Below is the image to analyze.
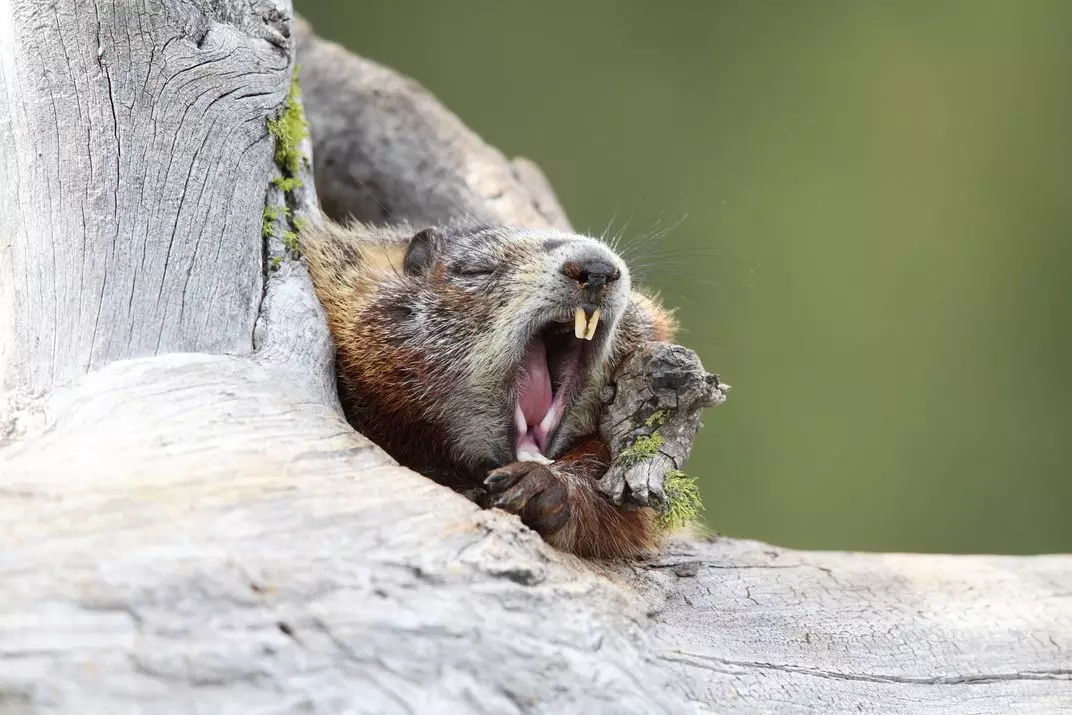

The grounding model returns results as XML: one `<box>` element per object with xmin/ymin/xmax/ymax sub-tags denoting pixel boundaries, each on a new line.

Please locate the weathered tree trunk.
<box><xmin>0</xmin><ymin>3</ymin><xmax>1069</xmax><ymax>713</ymax></box>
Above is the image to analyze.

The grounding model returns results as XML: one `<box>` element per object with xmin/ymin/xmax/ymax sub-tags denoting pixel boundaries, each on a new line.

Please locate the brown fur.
<box><xmin>302</xmin><ymin>219</ymin><xmax>677</xmax><ymax>559</ymax></box>
<box><xmin>302</xmin><ymin>223</ymin><xmax>460</xmax><ymax>480</ymax></box>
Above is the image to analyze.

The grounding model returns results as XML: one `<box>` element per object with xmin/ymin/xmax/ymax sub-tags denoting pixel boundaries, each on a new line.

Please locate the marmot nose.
<box><xmin>560</xmin><ymin>258</ymin><xmax>621</xmax><ymax>290</ymax></box>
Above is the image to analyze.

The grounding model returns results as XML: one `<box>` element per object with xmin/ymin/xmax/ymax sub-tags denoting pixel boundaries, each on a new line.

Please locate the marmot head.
<box><xmin>311</xmin><ymin>221</ymin><xmax>637</xmax><ymax>478</ymax></box>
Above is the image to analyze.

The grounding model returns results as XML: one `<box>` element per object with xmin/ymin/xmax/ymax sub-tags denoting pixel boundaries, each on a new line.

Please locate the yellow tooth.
<box><xmin>575</xmin><ymin>307</ymin><xmax>587</xmax><ymax>339</ymax></box>
<box><xmin>584</xmin><ymin>307</ymin><xmax>601</xmax><ymax>340</ymax></box>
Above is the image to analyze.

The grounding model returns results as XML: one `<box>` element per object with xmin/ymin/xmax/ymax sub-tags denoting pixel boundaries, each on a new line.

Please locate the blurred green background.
<box><xmin>297</xmin><ymin>0</ymin><xmax>1072</xmax><ymax>554</ymax></box>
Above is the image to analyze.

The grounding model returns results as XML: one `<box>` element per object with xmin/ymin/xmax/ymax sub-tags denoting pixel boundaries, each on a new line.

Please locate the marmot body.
<box><xmin>302</xmin><ymin>220</ymin><xmax>676</xmax><ymax>558</ymax></box>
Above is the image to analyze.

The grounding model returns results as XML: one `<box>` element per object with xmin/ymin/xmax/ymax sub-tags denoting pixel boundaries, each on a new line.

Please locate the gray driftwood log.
<box><xmin>0</xmin><ymin>3</ymin><xmax>1069</xmax><ymax>713</ymax></box>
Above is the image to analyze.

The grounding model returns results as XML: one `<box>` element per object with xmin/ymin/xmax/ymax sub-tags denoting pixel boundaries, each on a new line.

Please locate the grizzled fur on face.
<box><xmin>302</xmin><ymin>219</ymin><xmax>676</xmax><ymax>487</ymax></box>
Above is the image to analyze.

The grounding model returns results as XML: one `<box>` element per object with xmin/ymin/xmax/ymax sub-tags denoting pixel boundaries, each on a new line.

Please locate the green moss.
<box><xmin>280</xmin><ymin>230</ymin><xmax>300</xmax><ymax>254</ymax></box>
<box><xmin>262</xmin><ymin>204</ymin><xmax>300</xmax><ymax>255</ymax></box>
<box><xmin>269</xmin><ymin>255</ymin><xmax>284</xmax><ymax>271</ymax></box>
<box><xmin>619</xmin><ymin>410</ymin><xmax>670</xmax><ymax>465</ymax></box>
<box><xmin>644</xmin><ymin>410</ymin><xmax>668</xmax><ymax>428</ymax></box>
<box><xmin>615</xmin><ymin>407</ymin><xmax>706</xmax><ymax>531</ymax></box>
<box><xmin>612</xmin><ymin>409</ymin><xmax>706</xmax><ymax>532</ymax></box>
<box><xmin>271</xmin><ymin>176</ymin><xmax>303</xmax><ymax>192</ymax></box>
<box><xmin>659</xmin><ymin>469</ymin><xmax>703</xmax><ymax>532</ymax></box>
<box><xmin>266</xmin><ymin>67</ymin><xmax>309</xmax><ymax>180</ymax></box>
<box><xmin>262</xmin><ymin>204</ymin><xmax>289</xmax><ymax>239</ymax></box>
<box><xmin>292</xmin><ymin>216</ymin><xmax>310</xmax><ymax>233</ymax></box>
<box><xmin>619</xmin><ymin>431</ymin><xmax>665</xmax><ymax>465</ymax></box>
<box><xmin>263</xmin><ymin>68</ymin><xmax>308</xmax><ymax>258</ymax></box>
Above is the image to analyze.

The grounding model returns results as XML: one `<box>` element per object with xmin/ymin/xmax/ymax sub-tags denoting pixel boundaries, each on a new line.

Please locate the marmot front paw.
<box><xmin>485</xmin><ymin>461</ymin><xmax>570</xmax><ymax>538</ymax></box>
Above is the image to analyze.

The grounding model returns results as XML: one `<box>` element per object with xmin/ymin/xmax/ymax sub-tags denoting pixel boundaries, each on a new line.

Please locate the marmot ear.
<box><xmin>403</xmin><ymin>228</ymin><xmax>441</xmax><ymax>276</ymax></box>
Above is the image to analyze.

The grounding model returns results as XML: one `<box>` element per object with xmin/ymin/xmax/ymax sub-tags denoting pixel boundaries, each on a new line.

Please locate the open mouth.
<box><xmin>513</xmin><ymin>308</ymin><xmax>602</xmax><ymax>463</ymax></box>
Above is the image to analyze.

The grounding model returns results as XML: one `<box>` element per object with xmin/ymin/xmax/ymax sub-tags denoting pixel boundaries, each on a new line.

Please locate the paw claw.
<box><xmin>492</xmin><ymin>483</ymin><xmax>530</xmax><ymax>512</ymax></box>
<box><xmin>484</xmin><ymin>471</ymin><xmax>513</xmax><ymax>491</ymax></box>
<box><xmin>485</xmin><ymin>461</ymin><xmax>538</xmax><ymax>492</ymax></box>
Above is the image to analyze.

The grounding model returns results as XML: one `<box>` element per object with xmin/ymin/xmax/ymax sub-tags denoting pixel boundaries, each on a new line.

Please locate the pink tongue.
<box><xmin>517</xmin><ymin>340</ymin><xmax>553</xmax><ymax>429</ymax></box>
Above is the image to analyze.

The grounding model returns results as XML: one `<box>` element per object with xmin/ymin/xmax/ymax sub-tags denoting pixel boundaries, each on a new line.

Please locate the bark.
<box><xmin>0</xmin><ymin>4</ymin><xmax>1069</xmax><ymax>714</ymax></box>
<box><xmin>598</xmin><ymin>341</ymin><xmax>730</xmax><ymax>509</ymax></box>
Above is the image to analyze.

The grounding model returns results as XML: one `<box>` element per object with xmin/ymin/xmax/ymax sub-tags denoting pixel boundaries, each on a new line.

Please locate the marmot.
<box><xmin>302</xmin><ymin>220</ymin><xmax>677</xmax><ymax>559</ymax></box>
